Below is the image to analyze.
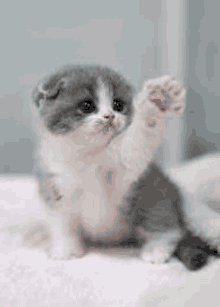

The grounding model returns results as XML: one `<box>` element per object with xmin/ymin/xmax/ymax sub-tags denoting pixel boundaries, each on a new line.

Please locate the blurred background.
<box><xmin>0</xmin><ymin>0</ymin><xmax>219</xmax><ymax>174</ymax></box>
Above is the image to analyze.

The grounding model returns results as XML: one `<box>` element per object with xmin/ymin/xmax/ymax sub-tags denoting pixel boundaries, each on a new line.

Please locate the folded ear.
<box><xmin>32</xmin><ymin>77</ymin><xmax>68</xmax><ymax>107</ymax></box>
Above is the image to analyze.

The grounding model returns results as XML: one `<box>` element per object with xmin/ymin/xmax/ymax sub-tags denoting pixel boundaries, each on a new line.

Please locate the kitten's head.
<box><xmin>32</xmin><ymin>64</ymin><xmax>135</xmax><ymax>148</ymax></box>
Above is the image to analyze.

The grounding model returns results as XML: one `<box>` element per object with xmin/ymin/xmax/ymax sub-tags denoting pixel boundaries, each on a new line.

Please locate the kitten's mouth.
<box><xmin>100</xmin><ymin>122</ymin><xmax>115</xmax><ymax>135</ymax></box>
<box><xmin>105</xmin><ymin>122</ymin><xmax>114</xmax><ymax>129</ymax></box>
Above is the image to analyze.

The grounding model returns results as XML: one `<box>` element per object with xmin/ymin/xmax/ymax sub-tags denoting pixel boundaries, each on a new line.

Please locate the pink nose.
<box><xmin>103</xmin><ymin>114</ymin><xmax>115</xmax><ymax>120</ymax></box>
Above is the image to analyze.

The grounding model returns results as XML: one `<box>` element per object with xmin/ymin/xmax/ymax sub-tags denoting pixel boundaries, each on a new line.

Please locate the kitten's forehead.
<box><xmin>32</xmin><ymin>64</ymin><xmax>135</xmax><ymax>107</ymax></box>
<box><xmin>96</xmin><ymin>77</ymin><xmax>113</xmax><ymax>110</ymax></box>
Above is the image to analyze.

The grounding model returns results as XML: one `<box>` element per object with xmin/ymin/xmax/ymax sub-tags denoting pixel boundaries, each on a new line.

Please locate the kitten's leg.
<box><xmin>138</xmin><ymin>228</ymin><xmax>183</xmax><ymax>264</ymax></box>
<box><xmin>45</xmin><ymin>210</ymin><xmax>84</xmax><ymax>260</ymax></box>
<box><xmin>120</xmin><ymin>75</ymin><xmax>185</xmax><ymax>184</ymax></box>
<box><xmin>38</xmin><ymin>174</ymin><xmax>85</xmax><ymax>260</ymax></box>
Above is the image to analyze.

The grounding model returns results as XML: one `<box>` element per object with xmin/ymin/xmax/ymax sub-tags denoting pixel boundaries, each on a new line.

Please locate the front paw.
<box><xmin>141</xmin><ymin>246</ymin><xmax>171</xmax><ymax>264</ymax></box>
<box><xmin>48</xmin><ymin>239</ymin><xmax>85</xmax><ymax>261</ymax></box>
<box><xmin>145</xmin><ymin>75</ymin><xmax>185</xmax><ymax>115</ymax></box>
<box><xmin>138</xmin><ymin>228</ymin><xmax>180</xmax><ymax>264</ymax></box>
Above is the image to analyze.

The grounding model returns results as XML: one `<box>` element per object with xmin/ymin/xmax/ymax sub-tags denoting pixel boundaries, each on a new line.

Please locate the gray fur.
<box><xmin>32</xmin><ymin>64</ymin><xmax>135</xmax><ymax>135</ymax></box>
<box><xmin>36</xmin><ymin>171</ymin><xmax>63</xmax><ymax>209</ymax></box>
<box><xmin>125</xmin><ymin>162</ymin><xmax>184</xmax><ymax>233</ymax></box>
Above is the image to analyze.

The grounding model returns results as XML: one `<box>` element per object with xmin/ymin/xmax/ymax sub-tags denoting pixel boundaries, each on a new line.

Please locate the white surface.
<box><xmin>0</xmin><ymin>176</ymin><xmax>219</xmax><ymax>306</ymax></box>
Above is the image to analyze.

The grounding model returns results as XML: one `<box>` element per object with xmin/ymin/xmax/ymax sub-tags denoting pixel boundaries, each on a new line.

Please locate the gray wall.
<box><xmin>3</xmin><ymin>0</ymin><xmax>219</xmax><ymax>173</ymax></box>
<box><xmin>184</xmin><ymin>0</ymin><xmax>220</xmax><ymax>159</ymax></box>
<box><xmin>1</xmin><ymin>0</ymin><xmax>161</xmax><ymax>174</ymax></box>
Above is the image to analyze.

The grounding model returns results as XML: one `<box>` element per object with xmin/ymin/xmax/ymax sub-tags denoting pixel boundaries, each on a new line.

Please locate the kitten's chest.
<box><xmin>95</xmin><ymin>165</ymin><xmax>129</xmax><ymax>204</ymax></box>
<box><xmin>81</xmin><ymin>164</ymin><xmax>128</xmax><ymax>205</ymax></box>
<box><xmin>80</xmin><ymin>164</ymin><xmax>131</xmax><ymax>237</ymax></box>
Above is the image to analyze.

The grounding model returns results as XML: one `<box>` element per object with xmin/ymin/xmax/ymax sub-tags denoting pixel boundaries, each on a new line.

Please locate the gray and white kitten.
<box><xmin>29</xmin><ymin>64</ymin><xmax>185</xmax><ymax>263</ymax></box>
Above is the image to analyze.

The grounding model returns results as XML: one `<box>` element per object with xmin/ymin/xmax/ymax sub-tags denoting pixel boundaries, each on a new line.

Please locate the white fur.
<box><xmin>166</xmin><ymin>152</ymin><xmax>220</xmax><ymax>251</ymax></box>
<box><xmin>139</xmin><ymin>228</ymin><xmax>183</xmax><ymax>264</ymax></box>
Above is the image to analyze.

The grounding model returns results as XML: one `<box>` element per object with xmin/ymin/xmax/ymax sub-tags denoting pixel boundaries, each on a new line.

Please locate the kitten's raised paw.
<box><xmin>145</xmin><ymin>75</ymin><xmax>185</xmax><ymax>115</ymax></box>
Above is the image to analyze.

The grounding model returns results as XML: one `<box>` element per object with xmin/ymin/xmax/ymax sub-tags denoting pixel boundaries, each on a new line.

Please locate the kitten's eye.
<box><xmin>78</xmin><ymin>100</ymin><xmax>96</xmax><ymax>114</ymax></box>
<box><xmin>113</xmin><ymin>98</ymin><xmax>126</xmax><ymax>113</ymax></box>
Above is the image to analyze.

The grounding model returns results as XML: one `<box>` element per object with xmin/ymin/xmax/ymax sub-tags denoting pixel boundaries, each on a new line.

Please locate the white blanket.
<box><xmin>0</xmin><ymin>176</ymin><xmax>219</xmax><ymax>306</ymax></box>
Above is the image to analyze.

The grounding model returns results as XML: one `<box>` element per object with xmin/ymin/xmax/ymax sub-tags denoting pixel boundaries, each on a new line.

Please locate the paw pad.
<box><xmin>145</xmin><ymin>75</ymin><xmax>185</xmax><ymax>115</ymax></box>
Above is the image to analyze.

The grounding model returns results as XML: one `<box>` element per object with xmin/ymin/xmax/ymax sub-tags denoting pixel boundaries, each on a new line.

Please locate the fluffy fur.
<box><xmin>29</xmin><ymin>64</ymin><xmax>185</xmax><ymax>262</ymax></box>
<box><xmin>166</xmin><ymin>152</ymin><xmax>220</xmax><ymax>252</ymax></box>
<box><xmin>125</xmin><ymin>162</ymin><xmax>185</xmax><ymax>264</ymax></box>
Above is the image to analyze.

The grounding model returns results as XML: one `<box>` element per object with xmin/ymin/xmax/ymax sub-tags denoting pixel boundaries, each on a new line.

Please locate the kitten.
<box><xmin>166</xmin><ymin>151</ymin><xmax>220</xmax><ymax>264</ymax></box>
<box><xmin>29</xmin><ymin>64</ymin><xmax>185</xmax><ymax>261</ymax></box>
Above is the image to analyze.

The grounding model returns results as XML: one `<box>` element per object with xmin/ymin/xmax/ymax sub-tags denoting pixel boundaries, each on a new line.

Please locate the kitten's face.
<box><xmin>32</xmin><ymin>65</ymin><xmax>135</xmax><ymax>147</ymax></box>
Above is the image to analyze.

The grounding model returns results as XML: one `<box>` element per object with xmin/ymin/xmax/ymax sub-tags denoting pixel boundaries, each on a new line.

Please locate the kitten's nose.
<box><xmin>103</xmin><ymin>114</ymin><xmax>115</xmax><ymax>121</ymax></box>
